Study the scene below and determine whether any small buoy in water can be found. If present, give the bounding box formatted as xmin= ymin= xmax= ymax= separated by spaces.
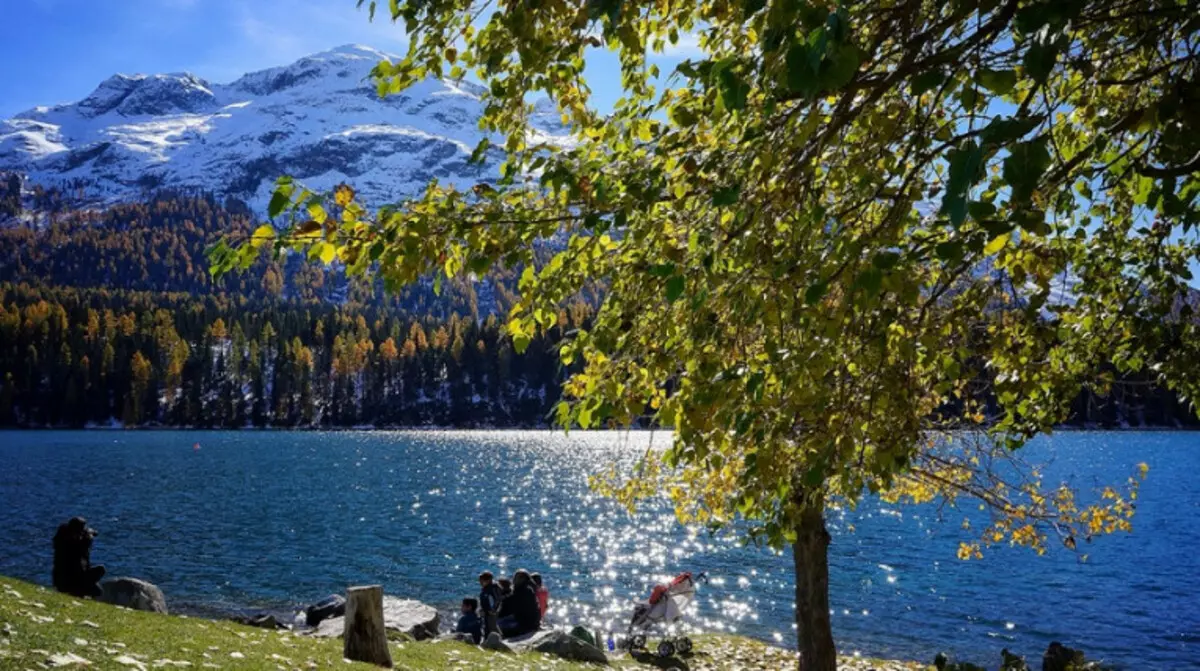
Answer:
xmin=193 ymin=442 xmax=201 ymax=451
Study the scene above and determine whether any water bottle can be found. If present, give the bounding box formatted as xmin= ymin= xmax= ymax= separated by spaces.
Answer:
xmin=606 ymin=632 xmax=615 ymax=651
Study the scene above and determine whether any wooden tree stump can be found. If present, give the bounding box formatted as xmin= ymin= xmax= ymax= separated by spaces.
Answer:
xmin=343 ymin=585 xmax=393 ymax=668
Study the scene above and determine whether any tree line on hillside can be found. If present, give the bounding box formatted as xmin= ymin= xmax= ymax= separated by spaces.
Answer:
xmin=0 ymin=283 xmax=583 ymax=428
xmin=0 ymin=187 xmax=1193 ymax=429
xmin=0 ymin=187 xmax=542 ymax=318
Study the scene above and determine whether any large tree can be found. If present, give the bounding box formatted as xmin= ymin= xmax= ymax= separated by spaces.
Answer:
xmin=213 ymin=0 xmax=1199 ymax=667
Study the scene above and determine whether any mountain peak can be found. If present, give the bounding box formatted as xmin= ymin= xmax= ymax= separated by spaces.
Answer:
xmin=0 ymin=45 xmax=564 ymax=213
xmin=311 ymin=44 xmax=397 ymax=61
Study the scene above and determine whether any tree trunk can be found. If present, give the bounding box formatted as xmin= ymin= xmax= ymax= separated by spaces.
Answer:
xmin=793 ymin=503 xmax=837 ymax=671
xmin=343 ymin=585 xmax=393 ymax=668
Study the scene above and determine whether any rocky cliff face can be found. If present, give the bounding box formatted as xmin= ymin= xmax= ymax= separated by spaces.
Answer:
xmin=0 ymin=45 xmax=558 ymax=211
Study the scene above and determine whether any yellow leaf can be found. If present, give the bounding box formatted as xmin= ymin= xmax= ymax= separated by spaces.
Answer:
xmin=249 ymin=224 xmax=275 ymax=248
xmin=307 ymin=202 xmax=327 ymax=224
xmin=319 ymin=243 xmax=336 ymax=265
xmin=334 ymin=184 xmax=355 ymax=207
xmin=984 ymin=233 xmax=1010 ymax=256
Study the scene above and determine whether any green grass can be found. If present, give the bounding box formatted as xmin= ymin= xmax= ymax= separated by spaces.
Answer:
xmin=0 ymin=576 xmax=926 ymax=670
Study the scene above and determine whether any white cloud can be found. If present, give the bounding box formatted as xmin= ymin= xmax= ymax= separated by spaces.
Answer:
xmin=656 ymin=31 xmax=704 ymax=58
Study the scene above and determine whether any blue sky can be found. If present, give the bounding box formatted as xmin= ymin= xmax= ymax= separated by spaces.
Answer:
xmin=0 ymin=0 xmax=698 ymax=118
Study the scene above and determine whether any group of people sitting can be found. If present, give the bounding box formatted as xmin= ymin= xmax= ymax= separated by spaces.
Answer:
xmin=454 ymin=569 xmax=549 ymax=644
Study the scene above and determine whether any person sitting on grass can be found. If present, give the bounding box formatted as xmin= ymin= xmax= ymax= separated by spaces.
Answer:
xmin=496 ymin=569 xmax=541 ymax=638
xmin=531 ymin=572 xmax=549 ymax=619
xmin=454 ymin=597 xmax=483 ymax=644
xmin=52 ymin=517 xmax=104 ymax=599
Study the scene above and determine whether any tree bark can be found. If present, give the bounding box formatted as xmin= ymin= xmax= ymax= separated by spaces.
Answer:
xmin=343 ymin=585 xmax=393 ymax=668
xmin=793 ymin=503 xmax=837 ymax=671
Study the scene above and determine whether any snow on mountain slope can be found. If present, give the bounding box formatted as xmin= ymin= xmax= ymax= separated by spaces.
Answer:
xmin=0 ymin=45 xmax=557 ymax=211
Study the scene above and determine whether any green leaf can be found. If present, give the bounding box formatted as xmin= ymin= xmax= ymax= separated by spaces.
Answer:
xmin=980 ymin=116 xmax=1041 ymax=147
xmin=712 ymin=184 xmax=741 ymax=207
xmin=805 ymin=281 xmax=827 ymax=305
xmin=666 ymin=275 xmax=686 ymax=302
xmin=669 ymin=105 xmax=698 ymax=127
xmin=977 ymin=68 xmax=1017 ymax=95
xmin=1024 ymin=39 xmax=1058 ymax=83
xmin=1003 ymin=139 xmax=1051 ymax=204
xmin=853 ymin=267 xmax=883 ymax=295
xmin=512 ymin=332 xmax=531 ymax=354
xmin=785 ymin=44 xmax=817 ymax=96
xmin=469 ymin=138 xmax=491 ymax=165
xmin=872 ymin=251 xmax=901 ymax=270
xmin=958 ymin=85 xmax=980 ymax=110
xmin=267 ymin=191 xmax=290 ymax=219
xmin=936 ymin=240 xmax=964 ymax=262
xmin=911 ymin=70 xmax=946 ymax=96
xmin=648 ymin=263 xmax=676 ymax=277
xmin=718 ymin=64 xmax=750 ymax=111
xmin=819 ymin=43 xmax=860 ymax=90
xmin=968 ymin=200 xmax=997 ymax=220
xmin=942 ymin=141 xmax=984 ymax=226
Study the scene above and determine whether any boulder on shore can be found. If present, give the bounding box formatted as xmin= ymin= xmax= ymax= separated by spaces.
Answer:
xmin=99 ymin=577 xmax=167 ymax=614
xmin=507 ymin=629 xmax=609 ymax=665
xmin=482 ymin=632 xmax=513 ymax=653
xmin=310 ymin=596 xmax=439 ymax=641
xmin=304 ymin=594 xmax=345 ymax=627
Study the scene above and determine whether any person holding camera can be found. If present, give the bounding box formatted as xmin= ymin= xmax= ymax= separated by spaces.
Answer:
xmin=52 ymin=517 xmax=105 ymax=598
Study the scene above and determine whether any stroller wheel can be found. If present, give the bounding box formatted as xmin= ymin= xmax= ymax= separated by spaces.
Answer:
xmin=676 ymin=636 xmax=693 ymax=654
xmin=630 ymin=634 xmax=647 ymax=650
xmin=657 ymin=640 xmax=676 ymax=658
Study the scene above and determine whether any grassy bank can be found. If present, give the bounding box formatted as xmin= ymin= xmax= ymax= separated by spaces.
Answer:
xmin=0 ymin=576 xmax=926 ymax=670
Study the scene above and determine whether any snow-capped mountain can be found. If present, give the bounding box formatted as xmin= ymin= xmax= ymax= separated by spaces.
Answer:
xmin=0 ymin=45 xmax=560 ymax=211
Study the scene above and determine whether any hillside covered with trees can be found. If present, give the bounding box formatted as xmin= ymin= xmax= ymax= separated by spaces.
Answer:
xmin=0 ymin=186 xmax=1193 ymax=429
xmin=0 ymin=189 xmax=579 ymax=427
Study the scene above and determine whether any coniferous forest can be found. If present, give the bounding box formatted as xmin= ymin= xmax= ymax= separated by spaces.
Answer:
xmin=0 ymin=182 xmax=1195 ymax=428
xmin=0 ymin=188 xmax=580 ymax=427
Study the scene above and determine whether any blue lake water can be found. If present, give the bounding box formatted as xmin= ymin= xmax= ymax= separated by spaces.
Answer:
xmin=0 ymin=430 xmax=1196 ymax=668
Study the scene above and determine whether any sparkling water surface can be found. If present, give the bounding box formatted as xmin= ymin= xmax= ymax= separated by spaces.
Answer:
xmin=0 ymin=430 xmax=1196 ymax=668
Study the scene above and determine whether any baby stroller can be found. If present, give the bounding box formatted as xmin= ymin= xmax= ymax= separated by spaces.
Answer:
xmin=623 ymin=571 xmax=707 ymax=658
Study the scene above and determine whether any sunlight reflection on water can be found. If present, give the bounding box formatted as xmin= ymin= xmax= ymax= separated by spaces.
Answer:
xmin=0 ymin=430 xmax=1197 ymax=668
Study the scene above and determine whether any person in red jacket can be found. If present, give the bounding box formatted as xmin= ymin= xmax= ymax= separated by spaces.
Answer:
xmin=531 ymin=572 xmax=549 ymax=619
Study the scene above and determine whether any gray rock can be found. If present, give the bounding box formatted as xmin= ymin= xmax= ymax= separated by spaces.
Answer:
xmin=311 ymin=596 xmax=439 ymax=641
xmin=482 ymin=632 xmax=513 ymax=653
xmin=303 ymin=594 xmax=345 ymax=627
xmin=509 ymin=630 xmax=608 ymax=665
xmin=99 ymin=577 xmax=167 ymax=614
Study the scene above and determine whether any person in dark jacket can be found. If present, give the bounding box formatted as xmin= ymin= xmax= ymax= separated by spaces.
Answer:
xmin=496 ymin=569 xmax=540 ymax=638
xmin=52 ymin=517 xmax=104 ymax=598
xmin=455 ymin=597 xmax=483 ymax=644
xmin=478 ymin=571 xmax=502 ymax=637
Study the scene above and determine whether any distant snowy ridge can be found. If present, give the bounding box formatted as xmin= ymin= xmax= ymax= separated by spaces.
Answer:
xmin=0 ymin=45 xmax=562 ymax=211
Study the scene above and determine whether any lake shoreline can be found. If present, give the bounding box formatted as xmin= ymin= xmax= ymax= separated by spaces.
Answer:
xmin=1 ymin=575 xmax=931 ymax=670
xmin=4 ymin=430 xmax=1193 ymax=668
